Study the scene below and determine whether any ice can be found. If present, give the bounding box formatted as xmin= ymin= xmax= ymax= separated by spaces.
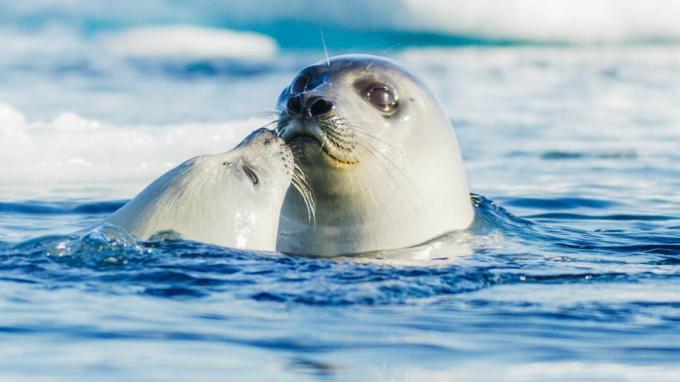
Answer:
xmin=0 ymin=102 xmax=266 ymax=185
xmin=101 ymin=25 xmax=278 ymax=59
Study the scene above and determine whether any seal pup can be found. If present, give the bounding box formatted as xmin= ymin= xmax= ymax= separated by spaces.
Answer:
xmin=276 ymin=54 xmax=474 ymax=256
xmin=108 ymin=128 xmax=294 ymax=251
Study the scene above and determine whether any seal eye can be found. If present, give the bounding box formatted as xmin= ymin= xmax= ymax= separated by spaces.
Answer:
xmin=366 ymin=85 xmax=398 ymax=113
xmin=242 ymin=165 xmax=259 ymax=186
xmin=290 ymin=75 xmax=310 ymax=95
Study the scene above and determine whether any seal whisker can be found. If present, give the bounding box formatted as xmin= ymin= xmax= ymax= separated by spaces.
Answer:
xmin=353 ymin=130 xmax=408 ymax=159
xmin=320 ymin=29 xmax=330 ymax=67
xmin=354 ymin=140 xmax=420 ymax=211
xmin=352 ymin=131 xmax=412 ymax=181
xmin=320 ymin=114 xmax=414 ymax=193
xmin=322 ymin=116 xmax=424 ymax=209
xmin=318 ymin=127 xmax=328 ymax=154
xmin=291 ymin=163 xmax=316 ymax=225
xmin=255 ymin=109 xmax=285 ymax=118
xmin=259 ymin=118 xmax=285 ymax=130
xmin=341 ymin=114 xmax=409 ymax=158
xmin=288 ymin=139 xmax=311 ymax=167
xmin=286 ymin=138 xmax=316 ymax=224
xmin=317 ymin=116 xmax=360 ymax=164
xmin=299 ymin=111 xmax=420 ymax=210
xmin=366 ymin=59 xmax=375 ymax=71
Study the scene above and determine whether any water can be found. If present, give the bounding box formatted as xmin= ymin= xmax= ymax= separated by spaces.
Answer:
xmin=2 ymin=3 xmax=680 ymax=381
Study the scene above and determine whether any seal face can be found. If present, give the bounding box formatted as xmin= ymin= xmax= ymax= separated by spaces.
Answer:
xmin=107 ymin=128 xmax=293 ymax=251
xmin=276 ymin=54 xmax=475 ymax=256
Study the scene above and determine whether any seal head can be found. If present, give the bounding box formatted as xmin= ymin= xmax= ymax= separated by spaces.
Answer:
xmin=108 ymin=128 xmax=293 ymax=251
xmin=276 ymin=54 xmax=474 ymax=256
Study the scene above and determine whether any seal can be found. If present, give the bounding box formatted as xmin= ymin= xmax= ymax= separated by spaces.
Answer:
xmin=276 ymin=54 xmax=474 ymax=256
xmin=107 ymin=128 xmax=294 ymax=251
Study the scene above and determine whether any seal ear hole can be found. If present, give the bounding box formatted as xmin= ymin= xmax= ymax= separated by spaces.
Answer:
xmin=241 ymin=164 xmax=259 ymax=186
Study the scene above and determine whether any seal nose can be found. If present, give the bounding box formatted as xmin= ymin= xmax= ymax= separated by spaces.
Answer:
xmin=307 ymin=96 xmax=334 ymax=117
xmin=286 ymin=95 xmax=302 ymax=115
xmin=285 ymin=94 xmax=334 ymax=118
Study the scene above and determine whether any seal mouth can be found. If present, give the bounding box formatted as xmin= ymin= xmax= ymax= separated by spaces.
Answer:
xmin=277 ymin=118 xmax=360 ymax=167
xmin=286 ymin=134 xmax=358 ymax=166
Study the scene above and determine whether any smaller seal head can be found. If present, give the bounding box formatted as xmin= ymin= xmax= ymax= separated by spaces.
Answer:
xmin=108 ymin=128 xmax=294 ymax=251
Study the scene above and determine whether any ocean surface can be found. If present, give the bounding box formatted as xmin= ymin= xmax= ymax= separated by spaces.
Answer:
xmin=2 ymin=2 xmax=680 ymax=381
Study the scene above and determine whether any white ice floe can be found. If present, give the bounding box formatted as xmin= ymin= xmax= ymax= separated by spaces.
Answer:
xmin=398 ymin=0 xmax=680 ymax=43
xmin=101 ymin=25 xmax=278 ymax=59
xmin=4 ymin=0 xmax=680 ymax=45
xmin=0 ymin=101 xmax=267 ymax=186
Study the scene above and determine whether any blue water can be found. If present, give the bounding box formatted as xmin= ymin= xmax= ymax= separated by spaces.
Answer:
xmin=2 ymin=3 xmax=680 ymax=381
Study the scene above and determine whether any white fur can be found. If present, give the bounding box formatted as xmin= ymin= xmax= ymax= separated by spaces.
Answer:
xmin=108 ymin=129 xmax=292 ymax=251
xmin=277 ymin=55 xmax=474 ymax=256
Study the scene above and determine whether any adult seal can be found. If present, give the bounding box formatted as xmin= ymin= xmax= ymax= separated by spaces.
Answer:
xmin=276 ymin=54 xmax=474 ymax=256
xmin=108 ymin=128 xmax=294 ymax=251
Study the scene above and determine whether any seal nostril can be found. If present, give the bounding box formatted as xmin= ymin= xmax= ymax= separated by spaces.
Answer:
xmin=287 ymin=95 xmax=302 ymax=115
xmin=308 ymin=97 xmax=334 ymax=117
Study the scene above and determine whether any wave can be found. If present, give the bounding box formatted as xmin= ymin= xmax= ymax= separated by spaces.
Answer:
xmin=1 ymin=0 xmax=680 ymax=45
xmin=0 ymin=201 xmax=125 ymax=215
xmin=3 ymin=195 xmax=679 ymax=304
